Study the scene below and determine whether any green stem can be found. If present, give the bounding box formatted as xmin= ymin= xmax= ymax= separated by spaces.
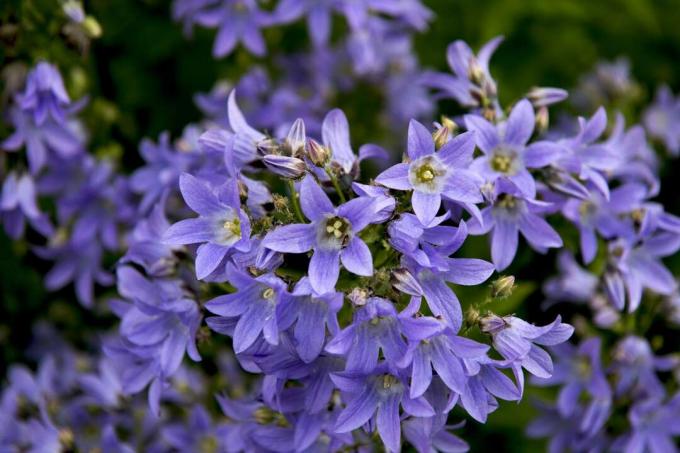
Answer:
xmin=325 ymin=167 xmax=347 ymax=203
xmin=287 ymin=180 xmax=305 ymax=223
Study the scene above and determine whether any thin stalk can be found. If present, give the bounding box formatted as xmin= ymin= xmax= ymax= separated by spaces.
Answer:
xmin=287 ymin=179 xmax=305 ymax=223
xmin=325 ymin=167 xmax=347 ymax=203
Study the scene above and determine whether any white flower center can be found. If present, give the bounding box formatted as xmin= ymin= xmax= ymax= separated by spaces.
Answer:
xmin=408 ymin=155 xmax=448 ymax=193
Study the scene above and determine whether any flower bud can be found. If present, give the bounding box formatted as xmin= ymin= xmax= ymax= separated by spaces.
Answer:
xmin=348 ymin=288 xmax=370 ymax=306
xmin=535 ymin=106 xmax=549 ymax=134
xmin=262 ymin=154 xmax=306 ymax=179
xmin=490 ymin=275 xmax=515 ymax=299
xmin=432 ymin=125 xmax=450 ymax=150
xmin=306 ymin=139 xmax=330 ymax=167
xmin=391 ymin=268 xmax=423 ymax=296
xmin=527 ymin=87 xmax=568 ymax=108
xmin=468 ymin=57 xmax=484 ymax=85
xmin=440 ymin=116 xmax=458 ymax=133
xmin=256 ymin=138 xmax=279 ymax=156
xmin=82 ymin=16 xmax=102 ymax=38
xmin=285 ymin=118 xmax=306 ymax=157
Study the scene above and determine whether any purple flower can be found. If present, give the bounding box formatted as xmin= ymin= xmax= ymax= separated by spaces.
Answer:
xmin=643 ymin=85 xmax=680 ymax=155
xmin=205 ymin=265 xmax=290 ymax=352
xmin=465 ymin=99 xmax=563 ymax=198
xmin=615 ymin=393 xmax=680 ymax=453
xmin=468 ymin=181 xmax=563 ymax=271
xmin=277 ymin=277 xmax=343 ymax=363
xmin=325 ymin=297 xmax=407 ymax=372
xmin=376 ymin=121 xmax=481 ymax=224
xmin=332 ymin=364 xmax=435 ymax=452
xmin=421 ymin=36 xmax=503 ymax=108
xmin=164 ymin=173 xmax=251 ymax=279
xmin=193 ymin=0 xmax=271 ymax=58
xmin=15 ymin=61 xmax=71 ymax=125
xmin=533 ymin=338 xmax=612 ymax=436
xmin=34 ymin=239 xmax=114 ymax=307
xmin=610 ymin=336 xmax=679 ymax=399
xmin=262 ymin=175 xmax=380 ymax=293
xmin=399 ymin=317 xmax=490 ymax=399
xmin=561 ymin=182 xmax=646 ymax=263
xmin=481 ymin=314 xmax=573 ymax=392
xmin=117 ymin=266 xmax=202 ymax=378
xmin=1 ymin=171 xmax=53 ymax=239
xmin=1 ymin=106 xmax=83 ymax=174
xmin=130 ymin=132 xmax=195 ymax=213
xmin=604 ymin=234 xmax=679 ymax=312
xmin=543 ymin=251 xmax=598 ymax=305
xmin=555 ymin=107 xmax=620 ymax=199
xmin=395 ymin=220 xmax=495 ymax=330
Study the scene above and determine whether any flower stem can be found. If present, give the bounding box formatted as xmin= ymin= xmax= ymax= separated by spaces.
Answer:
xmin=325 ymin=167 xmax=347 ymax=203
xmin=287 ymin=180 xmax=305 ymax=223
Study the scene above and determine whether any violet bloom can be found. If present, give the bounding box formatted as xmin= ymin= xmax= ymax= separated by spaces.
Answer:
xmin=399 ymin=317 xmax=490 ymax=399
xmin=117 ymin=266 xmax=202 ymax=379
xmin=1 ymin=106 xmax=82 ymax=174
xmin=465 ymin=99 xmax=563 ymax=198
xmin=205 ymin=265 xmax=290 ymax=353
xmin=469 ymin=181 xmax=563 ymax=271
xmin=34 ymin=239 xmax=113 ymax=307
xmin=556 ymin=107 xmax=620 ymax=199
xmin=643 ymin=85 xmax=680 ymax=155
xmin=277 ymin=277 xmax=342 ymax=363
xmin=604 ymin=235 xmax=679 ymax=312
xmin=164 ymin=173 xmax=251 ymax=279
xmin=543 ymin=252 xmax=598 ymax=305
xmin=193 ymin=0 xmax=271 ymax=58
xmin=421 ymin=36 xmax=503 ymax=108
xmin=273 ymin=0 xmax=337 ymax=47
xmin=533 ymin=338 xmax=612 ymax=436
xmin=332 ymin=364 xmax=435 ymax=452
xmin=615 ymin=393 xmax=680 ymax=453
xmin=16 ymin=61 xmax=70 ymax=125
xmin=481 ymin=314 xmax=573 ymax=393
xmin=611 ymin=336 xmax=679 ymax=399
xmin=1 ymin=171 xmax=53 ymax=239
xmin=325 ymin=297 xmax=407 ymax=372
xmin=376 ymin=121 xmax=482 ymax=225
xmin=262 ymin=175 xmax=380 ymax=294
xmin=130 ymin=132 xmax=194 ymax=213
xmin=319 ymin=108 xmax=388 ymax=177
xmin=396 ymin=220 xmax=495 ymax=331
xmin=562 ymin=182 xmax=646 ymax=263
xmin=161 ymin=405 xmax=229 ymax=452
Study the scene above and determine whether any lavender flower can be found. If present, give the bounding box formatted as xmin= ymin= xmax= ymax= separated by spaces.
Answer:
xmin=376 ymin=121 xmax=482 ymax=224
xmin=262 ymin=175 xmax=380 ymax=293
xmin=164 ymin=173 xmax=251 ymax=279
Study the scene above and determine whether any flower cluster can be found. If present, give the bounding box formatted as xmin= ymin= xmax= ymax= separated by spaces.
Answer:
xmin=2 ymin=4 xmax=680 ymax=452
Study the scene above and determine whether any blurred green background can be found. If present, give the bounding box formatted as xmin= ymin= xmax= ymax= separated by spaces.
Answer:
xmin=3 ymin=0 xmax=680 ymax=451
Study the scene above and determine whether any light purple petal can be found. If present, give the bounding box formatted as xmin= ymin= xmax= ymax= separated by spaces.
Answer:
xmin=309 ymin=248 xmax=340 ymax=294
xmin=491 ymin=219 xmax=518 ymax=271
xmin=340 ymin=237 xmax=373 ymax=277
xmin=375 ymin=163 xmax=412 ymax=190
xmin=407 ymin=119 xmax=435 ymax=159
xmin=464 ymin=114 xmax=499 ymax=154
xmin=504 ymin=99 xmax=534 ymax=146
xmin=437 ymin=131 xmax=476 ymax=167
xmin=179 ymin=173 xmax=223 ymax=216
xmin=412 ymin=191 xmax=441 ymax=226
xmin=300 ymin=175 xmax=334 ymax=221
xmin=262 ymin=223 xmax=315 ymax=253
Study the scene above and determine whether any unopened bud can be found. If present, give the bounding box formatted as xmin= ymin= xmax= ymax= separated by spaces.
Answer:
xmin=306 ymin=139 xmax=330 ymax=167
xmin=256 ymin=138 xmax=279 ymax=156
xmin=284 ymin=118 xmax=306 ymax=157
xmin=440 ymin=116 xmax=458 ymax=133
xmin=527 ymin=87 xmax=568 ymax=108
xmin=432 ymin=125 xmax=450 ymax=150
xmin=82 ymin=16 xmax=102 ymax=38
xmin=262 ymin=154 xmax=306 ymax=179
xmin=468 ymin=57 xmax=484 ymax=85
xmin=348 ymin=287 xmax=369 ymax=306
xmin=391 ymin=268 xmax=423 ymax=296
xmin=535 ymin=106 xmax=549 ymax=134
xmin=490 ymin=275 xmax=515 ymax=299
xmin=479 ymin=314 xmax=506 ymax=335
